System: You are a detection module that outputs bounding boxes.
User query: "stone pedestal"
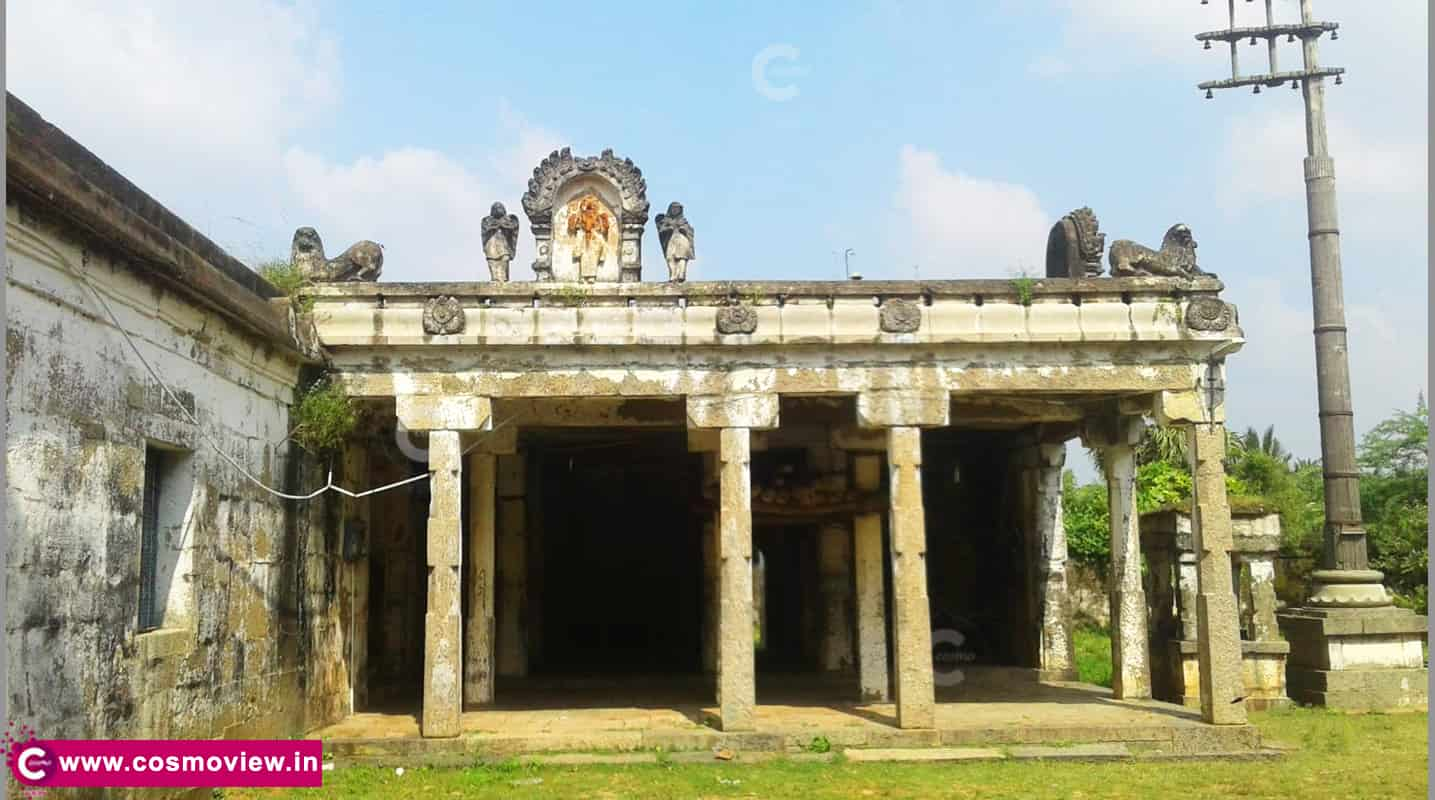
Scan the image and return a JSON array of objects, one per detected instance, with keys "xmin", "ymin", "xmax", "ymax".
[
  {"xmin": 1279, "ymin": 605, "xmax": 1428, "ymax": 710},
  {"xmin": 887, "ymin": 427, "xmax": 936, "ymax": 729}
]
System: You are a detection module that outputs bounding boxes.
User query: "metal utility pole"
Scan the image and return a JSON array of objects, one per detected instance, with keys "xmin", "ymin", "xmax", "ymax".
[{"xmin": 1197, "ymin": 0, "xmax": 1382, "ymax": 598}]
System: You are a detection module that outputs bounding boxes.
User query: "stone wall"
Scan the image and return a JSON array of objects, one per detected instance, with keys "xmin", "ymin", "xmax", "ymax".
[{"xmin": 5, "ymin": 198, "xmax": 350, "ymax": 744}]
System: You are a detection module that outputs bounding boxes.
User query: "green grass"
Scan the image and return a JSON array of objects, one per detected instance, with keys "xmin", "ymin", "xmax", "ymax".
[
  {"xmin": 1074, "ymin": 624, "xmax": 1114, "ymax": 688},
  {"xmin": 231, "ymin": 708, "xmax": 1428, "ymax": 799}
]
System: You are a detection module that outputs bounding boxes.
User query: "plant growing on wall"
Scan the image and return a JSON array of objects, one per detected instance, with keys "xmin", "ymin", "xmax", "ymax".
[
  {"xmin": 291, "ymin": 375, "xmax": 360, "ymax": 454},
  {"xmin": 258, "ymin": 259, "xmax": 315, "ymax": 313}
]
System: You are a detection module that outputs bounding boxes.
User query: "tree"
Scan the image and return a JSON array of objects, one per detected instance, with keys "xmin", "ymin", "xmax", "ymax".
[
  {"xmin": 1241, "ymin": 425, "xmax": 1290, "ymax": 465},
  {"xmin": 1358, "ymin": 396, "xmax": 1429, "ymax": 613}
]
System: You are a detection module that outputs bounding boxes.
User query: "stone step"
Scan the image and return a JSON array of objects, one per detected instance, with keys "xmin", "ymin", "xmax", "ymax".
[{"xmin": 844, "ymin": 747, "xmax": 1006, "ymax": 763}]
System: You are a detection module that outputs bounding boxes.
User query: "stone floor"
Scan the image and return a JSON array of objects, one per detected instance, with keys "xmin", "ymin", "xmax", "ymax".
[{"xmin": 315, "ymin": 675, "xmax": 1265, "ymax": 765}]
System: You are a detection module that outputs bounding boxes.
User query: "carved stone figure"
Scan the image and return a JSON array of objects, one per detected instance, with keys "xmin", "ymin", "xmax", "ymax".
[
  {"xmin": 1045, "ymin": 207, "xmax": 1106, "ymax": 278},
  {"xmin": 656, "ymin": 202, "xmax": 695, "ymax": 283},
  {"xmin": 879, "ymin": 299, "xmax": 922, "ymax": 333},
  {"xmin": 522, "ymin": 148, "xmax": 649, "ymax": 282},
  {"xmin": 1109, "ymin": 224, "xmax": 1211, "ymax": 279},
  {"xmin": 716, "ymin": 304, "xmax": 758, "ymax": 335},
  {"xmin": 422, "ymin": 295, "xmax": 465, "ymax": 335},
  {"xmin": 566, "ymin": 195, "xmax": 612, "ymax": 281},
  {"xmin": 291, "ymin": 227, "xmax": 383, "ymax": 282},
  {"xmin": 1184, "ymin": 297, "xmax": 1235, "ymax": 331},
  {"xmin": 480, "ymin": 202, "xmax": 519, "ymax": 282}
]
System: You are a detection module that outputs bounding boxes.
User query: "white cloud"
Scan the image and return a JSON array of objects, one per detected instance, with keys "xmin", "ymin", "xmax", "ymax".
[
  {"xmin": 7, "ymin": 0, "xmax": 339, "ymax": 186},
  {"xmin": 894, "ymin": 145, "xmax": 1050, "ymax": 276},
  {"xmin": 284, "ymin": 148, "xmax": 496, "ymax": 283},
  {"xmin": 8, "ymin": 1, "xmax": 566, "ymax": 280}
]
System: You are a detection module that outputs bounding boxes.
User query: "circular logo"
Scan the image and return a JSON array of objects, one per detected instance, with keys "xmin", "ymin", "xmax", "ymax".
[{"xmin": 15, "ymin": 743, "xmax": 53, "ymax": 784}]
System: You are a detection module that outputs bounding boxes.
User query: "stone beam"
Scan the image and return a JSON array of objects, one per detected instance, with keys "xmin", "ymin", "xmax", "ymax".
[
  {"xmin": 687, "ymin": 393, "xmax": 779, "ymax": 430},
  {"xmin": 397, "ymin": 394, "xmax": 493, "ymax": 432},
  {"xmin": 857, "ymin": 391, "xmax": 950, "ymax": 429}
]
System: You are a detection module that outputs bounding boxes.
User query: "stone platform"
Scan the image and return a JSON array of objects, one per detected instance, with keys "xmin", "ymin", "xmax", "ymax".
[{"xmin": 313, "ymin": 679, "xmax": 1265, "ymax": 766}]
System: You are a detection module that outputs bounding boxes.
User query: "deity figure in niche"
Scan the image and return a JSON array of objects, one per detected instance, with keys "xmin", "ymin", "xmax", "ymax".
[{"xmin": 566, "ymin": 194, "xmax": 611, "ymax": 281}]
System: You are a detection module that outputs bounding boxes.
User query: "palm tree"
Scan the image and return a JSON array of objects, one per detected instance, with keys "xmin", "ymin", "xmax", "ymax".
[
  {"xmin": 1087, "ymin": 422, "xmax": 1247, "ymax": 475},
  {"xmin": 1241, "ymin": 425, "xmax": 1290, "ymax": 465}
]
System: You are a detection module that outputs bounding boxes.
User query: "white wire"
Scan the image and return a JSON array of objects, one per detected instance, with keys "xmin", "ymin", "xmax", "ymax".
[{"xmin": 21, "ymin": 229, "xmax": 510, "ymax": 502}]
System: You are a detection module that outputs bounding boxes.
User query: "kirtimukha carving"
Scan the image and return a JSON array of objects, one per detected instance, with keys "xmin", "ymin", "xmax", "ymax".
[
  {"xmin": 480, "ymin": 202, "xmax": 519, "ymax": 282},
  {"xmin": 1109, "ymin": 224, "xmax": 1212, "ymax": 279},
  {"xmin": 522, "ymin": 148, "xmax": 649, "ymax": 282},
  {"xmin": 1045, "ymin": 207, "xmax": 1106, "ymax": 278},
  {"xmin": 656, "ymin": 202, "xmax": 695, "ymax": 283},
  {"xmin": 1184, "ymin": 297, "xmax": 1235, "ymax": 331},
  {"xmin": 422, "ymin": 295, "xmax": 465, "ymax": 335},
  {"xmin": 716, "ymin": 304, "xmax": 758, "ymax": 335},
  {"xmin": 291, "ymin": 227, "xmax": 383, "ymax": 282},
  {"xmin": 879, "ymin": 299, "xmax": 922, "ymax": 333}
]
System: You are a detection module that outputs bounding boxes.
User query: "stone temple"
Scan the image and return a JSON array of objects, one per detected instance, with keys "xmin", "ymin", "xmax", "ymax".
[{"xmin": 5, "ymin": 93, "xmax": 1423, "ymax": 770}]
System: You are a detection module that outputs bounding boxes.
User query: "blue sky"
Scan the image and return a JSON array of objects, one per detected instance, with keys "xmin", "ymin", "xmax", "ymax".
[{"xmin": 8, "ymin": 1, "xmax": 1428, "ymax": 475}]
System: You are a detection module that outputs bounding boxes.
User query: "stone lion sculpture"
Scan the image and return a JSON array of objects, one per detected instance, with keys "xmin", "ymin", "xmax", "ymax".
[
  {"xmin": 1108, "ymin": 224, "xmax": 1210, "ymax": 278},
  {"xmin": 291, "ymin": 227, "xmax": 384, "ymax": 282}
]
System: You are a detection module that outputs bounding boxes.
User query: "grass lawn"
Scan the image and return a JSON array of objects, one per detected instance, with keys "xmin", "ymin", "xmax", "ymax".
[
  {"xmin": 232, "ymin": 629, "xmax": 1426, "ymax": 799},
  {"xmin": 229, "ymin": 708, "xmax": 1428, "ymax": 800}
]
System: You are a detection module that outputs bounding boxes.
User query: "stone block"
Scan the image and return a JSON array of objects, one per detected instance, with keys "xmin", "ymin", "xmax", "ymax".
[
  {"xmin": 397, "ymin": 394, "xmax": 493, "ymax": 432},
  {"xmin": 845, "ymin": 747, "xmax": 1004, "ymax": 763},
  {"xmin": 1025, "ymin": 301, "xmax": 1080, "ymax": 341},
  {"xmin": 426, "ymin": 518, "xmax": 462, "ymax": 567},
  {"xmin": 856, "ymin": 390, "xmax": 949, "ymax": 428},
  {"xmin": 687, "ymin": 393, "xmax": 779, "ymax": 430},
  {"xmin": 1078, "ymin": 301, "xmax": 1132, "ymax": 341},
  {"xmin": 1008, "ymin": 743, "xmax": 1131, "ymax": 761},
  {"xmin": 978, "ymin": 303, "xmax": 1026, "ymax": 341}
]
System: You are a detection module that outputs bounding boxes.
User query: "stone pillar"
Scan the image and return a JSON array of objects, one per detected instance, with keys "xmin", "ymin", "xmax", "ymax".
[
  {"xmin": 701, "ymin": 508, "xmax": 719, "ymax": 675},
  {"xmin": 688, "ymin": 392, "xmax": 778, "ymax": 733},
  {"xmin": 496, "ymin": 452, "xmax": 528, "ymax": 677},
  {"xmin": 887, "ymin": 426, "xmax": 936, "ymax": 729},
  {"xmin": 397, "ymin": 394, "xmax": 492, "ymax": 738},
  {"xmin": 1186, "ymin": 423, "xmax": 1248, "ymax": 725},
  {"xmin": 716, "ymin": 427, "xmax": 756, "ymax": 731},
  {"xmin": 1034, "ymin": 442, "xmax": 1075, "ymax": 679},
  {"xmin": 341, "ymin": 441, "xmax": 372, "ymax": 712},
  {"xmin": 853, "ymin": 453, "xmax": 889, "ymax": 702},
  {"xmin": 422, "ymin": 430, "xmax": 464, "ymax": 737},
  {"xmin": 1096, "ymin": 419, "xmax": 1151, "ymax": 700},
  {"xmin": 1247, "ymin": 556, "xmax": 1279, "ymax": 643},
  {"xmin": 1177, "ymin": 552, "xmax": 1200, "ymax": 643},
  {"xmin": 464, "ymin": 452, "xmax": 497, "ymax": 706},
  {"xmin": 818, "ymin": 521, "xmax": 854, "ymax": 672}
]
